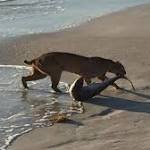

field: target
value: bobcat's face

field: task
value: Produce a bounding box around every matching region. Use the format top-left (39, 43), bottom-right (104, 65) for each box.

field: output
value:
top-left (110, 61), bottom-right (126, 76)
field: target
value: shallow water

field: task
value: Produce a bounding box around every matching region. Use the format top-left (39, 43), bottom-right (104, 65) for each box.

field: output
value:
top-left (0, 0), bottom-right (150, 37)
top-left (0, 65), bottom-right (76, 150)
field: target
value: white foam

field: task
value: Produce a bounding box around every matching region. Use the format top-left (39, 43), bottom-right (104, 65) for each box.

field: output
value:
top-left (1, 128), bottom-right (33, 150)
top-left (0, 65), bottom-right (70, 150)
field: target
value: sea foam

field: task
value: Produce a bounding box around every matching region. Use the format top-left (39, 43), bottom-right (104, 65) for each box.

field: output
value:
top-left (0, 65), bottom-right (71, 150)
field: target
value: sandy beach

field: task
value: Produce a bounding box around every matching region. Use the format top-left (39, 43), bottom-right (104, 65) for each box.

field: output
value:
top-left (2, 3), bottom-right (150, 150)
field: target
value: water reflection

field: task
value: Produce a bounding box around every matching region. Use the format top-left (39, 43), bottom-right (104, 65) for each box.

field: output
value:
top-left (0, 65), bottom-right (74, 149)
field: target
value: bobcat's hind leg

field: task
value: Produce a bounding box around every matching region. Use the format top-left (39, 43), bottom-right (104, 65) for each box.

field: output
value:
top-left (22, 68), bottom-right (47, 88)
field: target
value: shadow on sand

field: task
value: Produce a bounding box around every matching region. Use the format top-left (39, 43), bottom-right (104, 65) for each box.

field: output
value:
top-left (84, 89), bottom-right (150, 114)
top-left (120, 88), bottom-right (150, 100)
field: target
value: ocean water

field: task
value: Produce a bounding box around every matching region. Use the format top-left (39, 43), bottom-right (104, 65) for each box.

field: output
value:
top-left (0, 0), bottom-right (150, 38)
top-left (0, 65), bottom-right (76, 150)
top-left (1, 0), bottom-right (150, 149)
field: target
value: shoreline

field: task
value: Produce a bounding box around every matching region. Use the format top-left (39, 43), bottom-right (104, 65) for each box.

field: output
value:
top-left (3, 3), bottom-right (150, 150)
top-left (1, 3), bottom-right (150, 59)
top-left (1, 1), bottom-right (150, 39)
top-left (1, 3), bottom-right (150, 42)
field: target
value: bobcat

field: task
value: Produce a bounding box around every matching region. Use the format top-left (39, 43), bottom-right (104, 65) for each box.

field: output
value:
top-left (22, 52), bottom-right (126, 92)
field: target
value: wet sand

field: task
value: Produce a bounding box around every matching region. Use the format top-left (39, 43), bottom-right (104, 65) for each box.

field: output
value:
top-left (2, 3), bottom-right (150, 150)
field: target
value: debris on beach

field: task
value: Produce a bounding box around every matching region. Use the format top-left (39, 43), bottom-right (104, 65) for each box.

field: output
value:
top-left (49, 112), bottom-right (69, 123)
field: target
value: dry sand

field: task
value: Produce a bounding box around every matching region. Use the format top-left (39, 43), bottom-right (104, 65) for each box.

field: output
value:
top-left (1, 3), bottom-right (150, 150)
